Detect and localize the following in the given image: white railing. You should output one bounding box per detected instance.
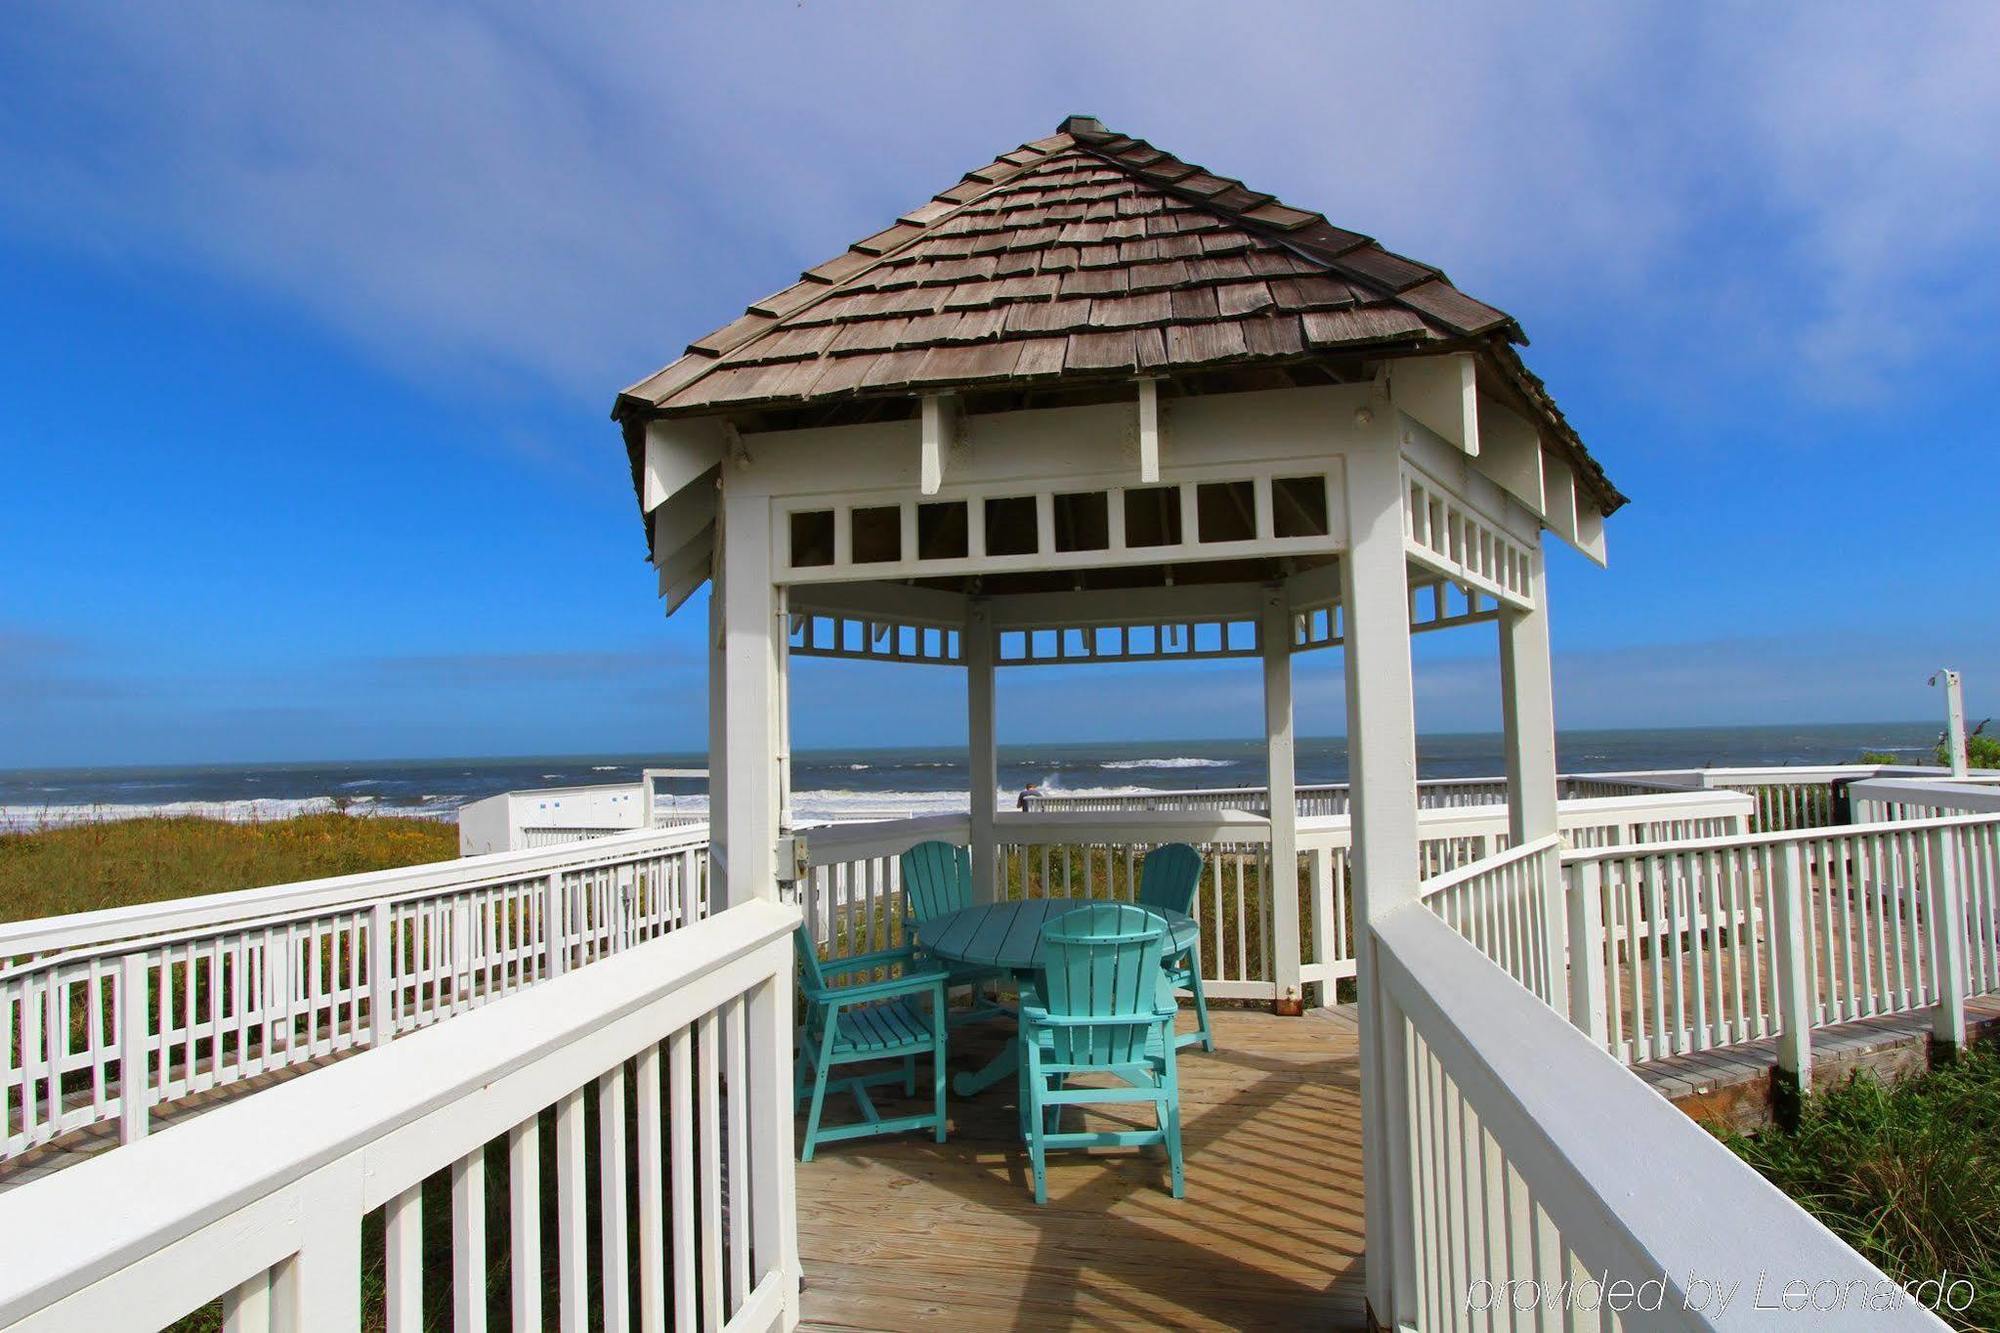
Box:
[789,791,1748,1006]
[1374,901,1936,1330]
[1419,833,1564,1010]
[0,898,800,1333]
[1562,811,2000,1070]
[1851,775,2000,823]
[1021,773,1679,817]
[3,825,710,1158]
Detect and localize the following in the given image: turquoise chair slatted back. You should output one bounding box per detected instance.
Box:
[1039,903,1166,1067]
[900,841,973,924]
[793,925,830,991]
[1137,843,1203,916]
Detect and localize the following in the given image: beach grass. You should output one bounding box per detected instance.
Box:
[1719,1050,2000,1330]
[0,813,459,924]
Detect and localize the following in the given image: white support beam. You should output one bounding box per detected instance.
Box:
[1539,447,1580,547]
[1390,352,1478,455]
[1137,378,1163,483]
[642,418,729,513]
[966,602,998,904]
[919,394,959,496]
[984,581,1262,631]
[649,467,719,559]
[787,580,969,625]
[1281,560,1343,614]
[657,524,716,615]
[1260,588,1302,1014]
[1341,438,1422,1328]
[1574,501,1608,567]
[1473,393,1543,511]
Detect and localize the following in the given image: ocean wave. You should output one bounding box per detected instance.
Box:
[1098,757,1233,770]
[591,765,622,772]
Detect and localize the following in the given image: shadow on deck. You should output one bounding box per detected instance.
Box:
[796,1006,1370,1331]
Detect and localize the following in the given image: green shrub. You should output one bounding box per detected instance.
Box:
[1720,1052,2000,1330]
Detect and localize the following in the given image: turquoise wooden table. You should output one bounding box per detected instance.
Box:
[916,899,1198,1096]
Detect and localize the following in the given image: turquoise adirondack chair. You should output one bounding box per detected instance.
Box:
[793,927,948,1161]
[1018,903,1185,1205]
[1137,843,1215,1052]
[898,840,1008,1025]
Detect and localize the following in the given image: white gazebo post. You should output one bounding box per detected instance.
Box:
[775,586,794,832]
[1500,543,1565,1015]
[1261,585,1303,1014]
[714,487,781,908]
[966,600,999,903]
[1341,438,1423,1328]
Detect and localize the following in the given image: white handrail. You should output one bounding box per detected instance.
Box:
[4,825,713,1158]
[0,899,801,1332]
[0,823,711,963]
[1560,806,2000,1074]
[1374,902,1939,1329]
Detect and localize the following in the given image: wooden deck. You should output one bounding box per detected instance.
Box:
[796,1006,1370,1331]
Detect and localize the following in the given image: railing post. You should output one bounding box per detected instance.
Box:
[118,953,150,1143]
[748,963,802,1324]
[265,927,292,1054]
[1566,859,1608,1047]
[1926,826,1969,1058]
[1537,841,1569,1019]
[544,871,567,978]
[368,901,393,1047]
[1308,844,1337,1008]
[1771,842,1815,1114]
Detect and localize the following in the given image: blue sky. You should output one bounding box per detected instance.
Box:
[2,4,1995,767]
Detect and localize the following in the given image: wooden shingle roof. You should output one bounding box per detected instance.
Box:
[617,116,1623,512]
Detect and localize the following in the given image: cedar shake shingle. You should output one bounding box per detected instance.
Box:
[615,114,1625,513]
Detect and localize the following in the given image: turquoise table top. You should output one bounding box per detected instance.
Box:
[916,899,1197,974]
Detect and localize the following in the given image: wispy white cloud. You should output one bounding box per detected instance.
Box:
[3,3,1994,414]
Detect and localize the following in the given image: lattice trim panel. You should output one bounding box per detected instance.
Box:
[1403,466,1533,608]
[997,618,1260,667]
[788,613,963,665]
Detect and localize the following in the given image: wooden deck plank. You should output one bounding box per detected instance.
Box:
[797,1006,1370,1331]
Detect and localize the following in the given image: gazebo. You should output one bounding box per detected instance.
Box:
[615,115,1621,1325]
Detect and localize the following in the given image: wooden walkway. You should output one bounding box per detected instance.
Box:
[796,1006,1371,1331]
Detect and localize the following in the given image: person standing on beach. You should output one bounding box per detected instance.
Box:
[1017,782,1038,811]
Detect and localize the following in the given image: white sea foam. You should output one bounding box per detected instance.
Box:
[591,765,622,771]
[1,783,1185,834]
[1098,757,1232,770]
[0,798,459,833]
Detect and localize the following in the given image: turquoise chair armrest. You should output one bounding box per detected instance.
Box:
[818,970,948,1009]
[818,945,926,978]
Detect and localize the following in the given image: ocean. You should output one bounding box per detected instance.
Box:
[0,723,1944,831]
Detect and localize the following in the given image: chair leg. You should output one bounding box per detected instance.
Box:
[903,1055,917,1097]
[932,1001,948,1143]
[1162,1035,1185,1199]
[1186,956,1215,1053]
[801,1024,838,1163]
[1025,1043,1049,1206]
